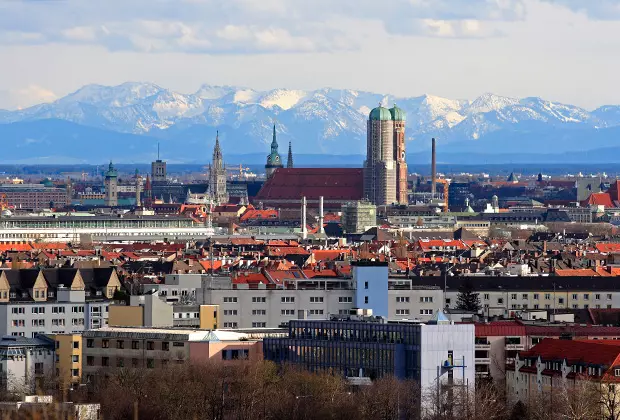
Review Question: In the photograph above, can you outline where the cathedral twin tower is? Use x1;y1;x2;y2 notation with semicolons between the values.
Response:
363;104;408;206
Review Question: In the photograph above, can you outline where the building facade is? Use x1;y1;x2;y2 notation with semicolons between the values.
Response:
0;335;55;393
391;105;408;205
207;132;229;205
82;327;264;382
265;125;283;178
103;162;118;207
341;200;377;234
151;159;167;184
264;316;474;416
0;268;119;337
0;185;69;210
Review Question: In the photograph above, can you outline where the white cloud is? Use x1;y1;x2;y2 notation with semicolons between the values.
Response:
0;85;57;110
541;1;620;19
0;0;528;53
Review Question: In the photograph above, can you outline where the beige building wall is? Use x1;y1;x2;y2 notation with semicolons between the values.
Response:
108;306;144;327
199;305;220;330
50;334;82;389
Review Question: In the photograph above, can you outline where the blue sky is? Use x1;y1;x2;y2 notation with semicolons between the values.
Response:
0;0;619;109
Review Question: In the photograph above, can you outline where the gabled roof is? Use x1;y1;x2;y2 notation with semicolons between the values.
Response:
254;168;363;201
521;338;620;367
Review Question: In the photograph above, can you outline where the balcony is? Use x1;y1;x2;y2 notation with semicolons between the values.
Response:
475;343;491;350
475;358;491;364
505;344;525;351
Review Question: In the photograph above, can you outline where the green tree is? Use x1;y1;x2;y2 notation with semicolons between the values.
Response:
455;278;481;313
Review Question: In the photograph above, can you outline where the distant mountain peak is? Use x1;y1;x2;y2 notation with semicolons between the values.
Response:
1;83;620;161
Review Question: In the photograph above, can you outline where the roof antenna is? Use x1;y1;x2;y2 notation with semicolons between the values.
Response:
157;142;160;160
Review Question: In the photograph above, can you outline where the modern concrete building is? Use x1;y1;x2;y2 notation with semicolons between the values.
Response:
207;131;229;205
108;290;221;330
264;313;475;417
103;161;118;207
82;327;264;382
341;200;377;234
265;124;283;178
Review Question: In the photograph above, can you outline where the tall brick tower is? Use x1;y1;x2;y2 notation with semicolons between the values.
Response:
364;105;396;205
390;105;408;204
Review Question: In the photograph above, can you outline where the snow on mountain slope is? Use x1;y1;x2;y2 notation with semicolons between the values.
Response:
2;82;620;157
257;89;309;110
466;93;519;114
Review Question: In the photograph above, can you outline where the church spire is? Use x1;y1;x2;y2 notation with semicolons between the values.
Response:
287;141;294;168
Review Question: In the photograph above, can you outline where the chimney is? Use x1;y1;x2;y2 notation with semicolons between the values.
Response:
301;196;307;240
431;138;437;197
319;196;325;235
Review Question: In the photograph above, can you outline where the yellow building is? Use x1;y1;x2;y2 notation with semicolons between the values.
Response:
48;334;82;389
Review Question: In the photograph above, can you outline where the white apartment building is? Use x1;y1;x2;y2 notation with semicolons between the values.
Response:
0;268;120;337
0;335;55;393
141;268;442;329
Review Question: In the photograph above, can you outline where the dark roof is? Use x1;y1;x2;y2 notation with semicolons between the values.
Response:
411;275;620;292
254;168;363;202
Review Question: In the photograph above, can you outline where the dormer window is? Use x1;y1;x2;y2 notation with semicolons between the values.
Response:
48;291;54;298
614;368;620;377
9;292;15;299
96;291;102;296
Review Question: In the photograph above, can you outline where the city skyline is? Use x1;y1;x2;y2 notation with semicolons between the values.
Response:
1;0;620;110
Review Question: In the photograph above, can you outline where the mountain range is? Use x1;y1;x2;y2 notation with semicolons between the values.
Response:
1;82;620;164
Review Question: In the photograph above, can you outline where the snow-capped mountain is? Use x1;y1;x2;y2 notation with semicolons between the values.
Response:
0;82;619;162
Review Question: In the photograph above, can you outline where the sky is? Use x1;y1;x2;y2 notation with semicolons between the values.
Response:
0;0;620;110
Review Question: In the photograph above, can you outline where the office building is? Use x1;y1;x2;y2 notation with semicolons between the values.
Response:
103;161;118;207
264;313;474;416
82;327;264;381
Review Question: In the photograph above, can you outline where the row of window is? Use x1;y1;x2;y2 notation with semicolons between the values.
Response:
224;296;356;304
11;318;83;327
484;293;613;301
88;339;185;350
87;356;176;368
10;306;107;315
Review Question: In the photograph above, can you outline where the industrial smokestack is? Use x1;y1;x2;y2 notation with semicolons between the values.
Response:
319;196;325;235
431;137;437;197
301;196;308;240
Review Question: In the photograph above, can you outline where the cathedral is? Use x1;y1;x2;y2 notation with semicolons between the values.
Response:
363;104;408;206
208;131;229;205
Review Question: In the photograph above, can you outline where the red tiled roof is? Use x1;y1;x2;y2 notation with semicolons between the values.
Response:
555;268;599;276
232;272;268;284
525;325;620;337
199;260;223;271
240;209;278;222
254;168;363;201
267;247;310;256
596;243;620;253
583;192;613;207
475;321;526;337
521;338;620;367
311;249;354;261
0;243;33;252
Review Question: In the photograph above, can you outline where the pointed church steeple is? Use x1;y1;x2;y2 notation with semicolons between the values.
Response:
287;141;294;168
266;123;283;178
